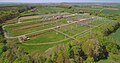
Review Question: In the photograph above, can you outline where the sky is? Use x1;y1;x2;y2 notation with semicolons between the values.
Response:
0;0;120;3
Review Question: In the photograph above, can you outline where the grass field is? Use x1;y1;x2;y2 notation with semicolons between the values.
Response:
25;31;66;43
5;13;93;37
4;12;114;53
102;9;120;15
20;6;71;16
16;39;69;53
109;28;120;46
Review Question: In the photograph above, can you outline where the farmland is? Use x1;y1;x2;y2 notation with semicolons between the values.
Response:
4;11;114;53
0;3;120;63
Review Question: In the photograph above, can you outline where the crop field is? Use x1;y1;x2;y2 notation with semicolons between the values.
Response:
4;12;114;53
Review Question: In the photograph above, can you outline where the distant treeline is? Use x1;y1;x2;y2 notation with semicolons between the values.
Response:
0;6;35;23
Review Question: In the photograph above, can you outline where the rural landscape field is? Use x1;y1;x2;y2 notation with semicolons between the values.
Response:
0;0;120;63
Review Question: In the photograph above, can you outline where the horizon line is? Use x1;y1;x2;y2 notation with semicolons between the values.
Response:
0;2;120;4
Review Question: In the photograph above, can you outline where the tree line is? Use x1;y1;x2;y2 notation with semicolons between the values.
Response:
0;6;35;23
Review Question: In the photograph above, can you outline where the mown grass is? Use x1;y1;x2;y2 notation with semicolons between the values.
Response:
5;17;18;24
20;6;69;16
16;39;69;53
5;14;91;37
37;7;68;14
110;28;120;46
24;31;65;43
79;8;102;12
20;18;43;22
5;19;67;36
59;24;89;36
102;10;120;15
16;43;54;53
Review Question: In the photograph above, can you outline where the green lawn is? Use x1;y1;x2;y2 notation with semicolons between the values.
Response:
16;43;54;53
59;24;89;36
5;19;67;37
37;7;68;14
25;31;66;43
102;10;120;15
5;14;92;37
16;39;69;53
20;6;69;16
110;28;120;46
